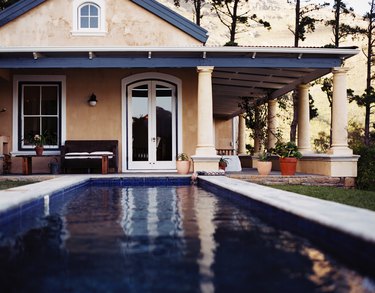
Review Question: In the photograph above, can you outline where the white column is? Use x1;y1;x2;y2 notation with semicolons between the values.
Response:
328;67;353;156
194;66;216;156
238;114;246;155
297;84;312;154
267;99;277;150
192;67;220;171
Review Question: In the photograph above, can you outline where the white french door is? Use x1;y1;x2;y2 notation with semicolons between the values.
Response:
127;81;176;170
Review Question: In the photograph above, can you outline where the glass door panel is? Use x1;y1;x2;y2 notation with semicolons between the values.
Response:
156;85;173;162
128;81;176;170
131;85;149;162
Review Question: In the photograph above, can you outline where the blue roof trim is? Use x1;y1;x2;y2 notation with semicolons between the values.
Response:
130;0;208;43
0;57;342;68
0;0;47;27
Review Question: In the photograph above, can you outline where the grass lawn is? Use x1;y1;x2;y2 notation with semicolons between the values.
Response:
270;185;375;212
0;180;38;190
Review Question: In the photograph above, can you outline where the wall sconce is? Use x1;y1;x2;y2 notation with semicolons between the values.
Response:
88;93;97;107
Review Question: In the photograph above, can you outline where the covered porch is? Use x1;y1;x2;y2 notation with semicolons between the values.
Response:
0;46;360;177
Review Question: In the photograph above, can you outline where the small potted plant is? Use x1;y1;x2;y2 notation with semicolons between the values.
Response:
257;150;272;175
219;157;229;170
271;141;302;176
27;133;47;156
176;153;190;174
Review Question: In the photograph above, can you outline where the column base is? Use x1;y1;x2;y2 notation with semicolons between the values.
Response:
191;155;220;172
327;147;353;156
299;148;314;155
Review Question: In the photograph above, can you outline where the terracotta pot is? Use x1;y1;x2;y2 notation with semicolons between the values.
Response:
176;161;190;174
279;157;298;176
35;146;44;156
257;161;272;175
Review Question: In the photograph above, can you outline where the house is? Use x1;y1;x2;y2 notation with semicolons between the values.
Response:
0;0;359;178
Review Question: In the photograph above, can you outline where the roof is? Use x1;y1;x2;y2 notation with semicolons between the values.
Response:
0;0;46;27
0;46;360;119
0;0;208;43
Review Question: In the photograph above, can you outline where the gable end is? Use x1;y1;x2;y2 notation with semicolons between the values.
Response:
0;0;47;27
131;0;208;43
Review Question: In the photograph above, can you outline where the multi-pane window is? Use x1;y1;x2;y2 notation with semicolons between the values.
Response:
20;83;61;150
79;3;99;29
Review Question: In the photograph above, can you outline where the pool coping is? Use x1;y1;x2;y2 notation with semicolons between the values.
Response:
1;174;375;246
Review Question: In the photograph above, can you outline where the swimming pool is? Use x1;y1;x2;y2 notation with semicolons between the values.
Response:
0;179;374;292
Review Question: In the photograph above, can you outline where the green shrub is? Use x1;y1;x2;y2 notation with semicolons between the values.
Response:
356;145;375;190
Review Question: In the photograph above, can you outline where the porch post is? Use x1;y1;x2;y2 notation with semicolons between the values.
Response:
192;66;220;171
328;67;353;155
267;99;277;150
297;84;312;154
238;114;247;155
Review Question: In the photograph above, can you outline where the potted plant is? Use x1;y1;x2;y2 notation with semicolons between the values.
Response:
271;141;302;176
219;157;229;170
176;153;190;174
257;150;272;175
28;133;47;156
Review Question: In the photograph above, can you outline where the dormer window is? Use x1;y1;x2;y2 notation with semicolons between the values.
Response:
80;3;99;29
72;0;106;36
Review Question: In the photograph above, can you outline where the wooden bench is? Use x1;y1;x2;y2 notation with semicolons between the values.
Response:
61;140;118;174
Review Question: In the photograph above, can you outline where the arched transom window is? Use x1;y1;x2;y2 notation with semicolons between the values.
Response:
79;3;99;29
72;0;106;35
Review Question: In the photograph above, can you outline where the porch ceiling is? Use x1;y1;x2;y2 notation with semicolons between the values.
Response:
0;46;359;119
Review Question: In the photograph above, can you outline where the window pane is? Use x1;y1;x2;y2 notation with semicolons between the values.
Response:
81;17;89;28
89;5;98;16
132;85;149;161
42;117;58;145
24;117;40;145
23;86;40;115
81;5;89;16
156;96;172;161
42;86;58;115
90;16;98;28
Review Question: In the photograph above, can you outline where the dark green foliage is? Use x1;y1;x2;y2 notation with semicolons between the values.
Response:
354;144;375;190
309;94;318;120
271;141;302;158
313;131;330;153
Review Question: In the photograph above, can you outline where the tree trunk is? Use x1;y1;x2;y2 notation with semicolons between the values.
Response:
294;0;300;47
230;0;239;43
334;0;341;47
290;91;298;143
194;0;201;26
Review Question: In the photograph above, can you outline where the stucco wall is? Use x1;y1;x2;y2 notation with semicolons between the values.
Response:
0;0;201;47
215;118;233;150
1;68;199;173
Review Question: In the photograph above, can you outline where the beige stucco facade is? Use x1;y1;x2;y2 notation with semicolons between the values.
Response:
0;0;201;47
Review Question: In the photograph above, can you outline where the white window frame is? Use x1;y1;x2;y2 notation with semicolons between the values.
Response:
72;0;106;36
12;76;66;155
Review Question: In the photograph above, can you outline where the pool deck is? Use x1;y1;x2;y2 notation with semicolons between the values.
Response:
0;173;374;247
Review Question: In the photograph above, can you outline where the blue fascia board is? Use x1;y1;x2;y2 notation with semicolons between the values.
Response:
131;0;208;43
0;0;46;27
0;57;342;69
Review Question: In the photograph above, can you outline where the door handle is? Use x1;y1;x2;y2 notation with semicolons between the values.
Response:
151;137;156;142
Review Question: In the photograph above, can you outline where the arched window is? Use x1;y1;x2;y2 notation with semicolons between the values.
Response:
79;3;99;29
72;0;106;35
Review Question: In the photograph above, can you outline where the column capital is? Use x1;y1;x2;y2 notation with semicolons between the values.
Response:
332;67;349;74
197;66;214;73
298;83;310;90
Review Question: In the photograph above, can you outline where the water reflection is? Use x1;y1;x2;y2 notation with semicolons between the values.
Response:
0;185;374;293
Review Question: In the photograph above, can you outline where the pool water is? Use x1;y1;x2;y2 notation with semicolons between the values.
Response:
0;184;374;292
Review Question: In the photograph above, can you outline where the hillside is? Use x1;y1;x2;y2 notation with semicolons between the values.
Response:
160;0;370;141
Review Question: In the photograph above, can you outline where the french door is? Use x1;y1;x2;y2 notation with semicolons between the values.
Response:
127;81;176;170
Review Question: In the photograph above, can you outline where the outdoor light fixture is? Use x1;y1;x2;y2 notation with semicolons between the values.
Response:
88;93;97;107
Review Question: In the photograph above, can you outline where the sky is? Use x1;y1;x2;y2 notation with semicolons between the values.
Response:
310;0;371;16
